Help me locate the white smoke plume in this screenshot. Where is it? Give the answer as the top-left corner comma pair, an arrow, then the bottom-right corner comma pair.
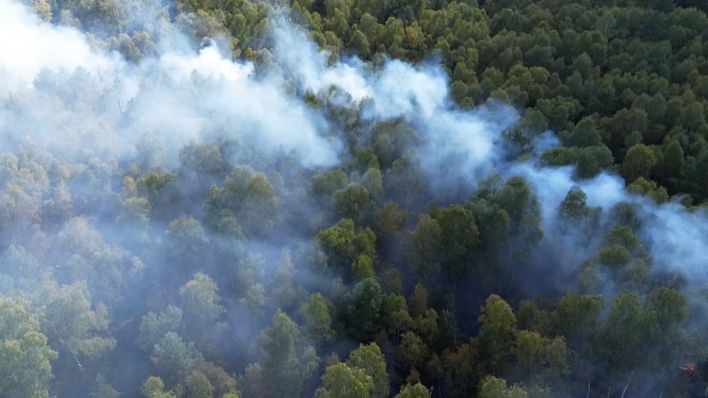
0,0 -> 705,296
0,0 -> 707,396
0,0 -> 340,168
271,15 -> 708,289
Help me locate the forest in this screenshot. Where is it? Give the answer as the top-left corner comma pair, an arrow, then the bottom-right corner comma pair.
0,0 -> 707,397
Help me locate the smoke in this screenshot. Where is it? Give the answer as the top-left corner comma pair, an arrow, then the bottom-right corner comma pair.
1,0 -> 707,395
1,0 -> 703,314
270,14 -> 708,296
0,0 -> 340,168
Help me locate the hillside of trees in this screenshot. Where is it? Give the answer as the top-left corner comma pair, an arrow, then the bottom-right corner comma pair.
1,0 -> 707,397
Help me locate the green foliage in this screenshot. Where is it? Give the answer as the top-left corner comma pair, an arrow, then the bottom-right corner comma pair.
138,306 -> 183,351
315,362 -> 374,398
317,219 -> 376,276
39,282 -> 115,360
431,204 -> 480,280
334,183 -> 372,219
257,311 -> 317,398
346,343 -> 389,398
300,293 -> 335,343
6,1 -> 708,397
179,273 -> 224,327
476,295 -> 517,374
0,297 -> 57,398
394,383 -> 432,398
150,332 -> 203,385
477,376 -> 528,398
204,167 -> 279,238
181,371 -> 214,398
142,376 -> 176,398
622,144 -> 657,182
345,278 -> 385,340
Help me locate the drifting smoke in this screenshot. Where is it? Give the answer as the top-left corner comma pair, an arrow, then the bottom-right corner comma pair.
1,0 -> 707,396
0,0 -> 340,167
270,12 -> 708,290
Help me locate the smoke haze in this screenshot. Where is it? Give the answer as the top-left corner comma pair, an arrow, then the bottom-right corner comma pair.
0,0 -> 707,396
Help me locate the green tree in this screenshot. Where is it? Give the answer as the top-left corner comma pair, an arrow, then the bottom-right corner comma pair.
477,376 -> 528,398
409,214 -> 442,281
258,311 -> 317,398
476,295 -> 517,374
662,140 -> 684,178
516,331 -> 567,385
394,383 -> 432,398
432,205 -> 480,280
346,343 -> 389,398
300,293 -> 335,343
334,183 -> 371,220
40,282 -> 115,361
150,332 -> 202,385
598,292 -> 648,377
138,306 -> 183,351
0,297 -> 57,398
345,278 -> 384,340
315,362 -> 373,398
179,273 -> 224,331
204,166 -> 279,237
181,371 -> 214,398
622,144 -> 657,182
142,376 -> 176,398
399,331 -> 429,369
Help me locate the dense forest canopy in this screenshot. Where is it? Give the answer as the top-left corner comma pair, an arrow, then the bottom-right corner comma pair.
0,0 -> 707,397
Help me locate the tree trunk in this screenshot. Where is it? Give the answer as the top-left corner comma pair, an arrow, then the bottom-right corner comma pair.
620,371 -> 634,398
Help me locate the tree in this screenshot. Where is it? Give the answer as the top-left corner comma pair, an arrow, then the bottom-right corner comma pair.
317,219 -> 376,274
598,292 -> 648,377
567,118 -> 602,147
0,297 -> 57,398
179,273 -> 224,331
346,343 -> 389,398
476,295 -> 517,374
394,383 -> 432,398
315,362 -> 373,398
318,218 -> 357,268
349,29 -> 371,57
494,177 -> 543,250
167,217 -> 210,267
136,172 -> 178,220
516,331 -> 567,385
150,332 -> 203,385
334,183 -> 371,220
300,293 -> 335,343
662,140 -> 684,178
39,282 -> 115,361
399,331 -> 429,369
142,377 -> 176,398
138,306 -> 183,351
181,371 -> 214,398
409,214 -> 442,281
558,187 -> 601,226
432,205 -> 480,280
627,177 -> 668,203
258,311 -> 317,398
204,166 -> 279,237
645,287 -> 687,360
621,144 -> 657,182
345,278 -> 384,340
575,146 -> 614,178
477,376 -> 528,398
554,291 -> 602,345
312,170 -> 348,197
